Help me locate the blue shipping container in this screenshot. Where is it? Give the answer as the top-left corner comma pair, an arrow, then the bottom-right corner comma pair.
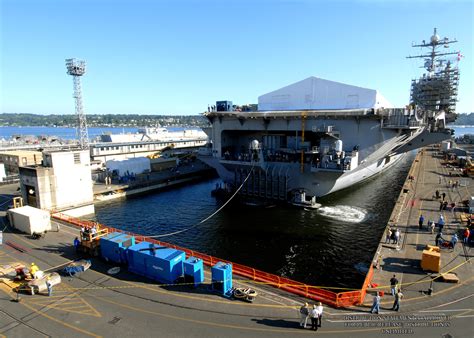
127,241 -> 185,283
211,262 -> 232,295
100,232 -> 135,264
183,257 -> 204,287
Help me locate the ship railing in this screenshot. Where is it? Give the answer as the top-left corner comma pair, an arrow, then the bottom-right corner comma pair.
310,164 -> 348,173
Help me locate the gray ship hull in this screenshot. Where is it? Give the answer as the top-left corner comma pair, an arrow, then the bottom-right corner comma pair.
203,108 -> 451,198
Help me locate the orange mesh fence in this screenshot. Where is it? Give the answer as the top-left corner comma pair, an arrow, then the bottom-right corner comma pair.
359,263 -> 375,305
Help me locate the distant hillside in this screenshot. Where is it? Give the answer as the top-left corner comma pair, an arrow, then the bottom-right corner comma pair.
0,113 -> 210,128
451,113 -> 474,126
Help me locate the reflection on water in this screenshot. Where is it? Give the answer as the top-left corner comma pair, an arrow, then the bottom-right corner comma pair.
93,152 -> 415,289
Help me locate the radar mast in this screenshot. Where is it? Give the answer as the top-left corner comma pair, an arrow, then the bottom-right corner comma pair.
407,28 -> 460,118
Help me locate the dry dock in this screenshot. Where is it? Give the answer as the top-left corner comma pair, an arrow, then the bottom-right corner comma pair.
0,146 -> 473,337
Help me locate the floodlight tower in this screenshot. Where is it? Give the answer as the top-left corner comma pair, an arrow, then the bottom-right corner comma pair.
66,58 -> 89,149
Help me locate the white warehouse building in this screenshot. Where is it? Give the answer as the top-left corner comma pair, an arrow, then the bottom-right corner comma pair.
19,150 -> 94,217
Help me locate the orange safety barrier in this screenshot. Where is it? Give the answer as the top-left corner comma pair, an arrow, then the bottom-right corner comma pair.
52,212 -> 373,308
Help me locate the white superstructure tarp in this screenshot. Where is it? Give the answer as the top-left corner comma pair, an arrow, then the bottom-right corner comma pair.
106,157 -> 151,176
258,77 -> 393,111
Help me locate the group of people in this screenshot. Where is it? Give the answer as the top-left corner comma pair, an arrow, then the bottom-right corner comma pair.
447,179 -> 460,191
418,215 -> 436,233
385,227 -> 401,245
370,274 -> 404,314
418,213 -> 444,234
434,190 -> 446,201
14,263 -> 53,296
435,231 -> 459,248
80,224 -> 98,240
299,302 -> 323,330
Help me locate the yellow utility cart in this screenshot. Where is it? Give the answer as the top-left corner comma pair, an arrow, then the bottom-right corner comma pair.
79,228 -> 108,256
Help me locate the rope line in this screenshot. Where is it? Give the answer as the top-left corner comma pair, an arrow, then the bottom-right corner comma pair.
148,164 -> 255,238
4,256 -> 470,295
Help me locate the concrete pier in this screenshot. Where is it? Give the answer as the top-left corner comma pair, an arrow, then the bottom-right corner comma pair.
92,160 -> 216,202
362,146 -> 473,315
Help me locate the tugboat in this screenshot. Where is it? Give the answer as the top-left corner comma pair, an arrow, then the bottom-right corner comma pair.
288,189 -> 321,209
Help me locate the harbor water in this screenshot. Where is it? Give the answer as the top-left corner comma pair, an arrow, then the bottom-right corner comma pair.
92,152 -> 415,289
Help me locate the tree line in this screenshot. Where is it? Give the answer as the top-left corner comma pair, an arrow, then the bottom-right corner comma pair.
450,113 -> 474,126
0,113 -> 210,128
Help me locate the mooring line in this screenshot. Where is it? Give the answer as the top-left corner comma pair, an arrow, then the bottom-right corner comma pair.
148,163 -> 255,238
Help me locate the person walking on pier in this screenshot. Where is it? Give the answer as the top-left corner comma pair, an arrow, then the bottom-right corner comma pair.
391,289 -> 403,311
442,192 -> 446,201
310,304 -> 319,330
73,237 -> 80,253
435,232 -> 444,246
394,229 -> 400,245
385,228 -> 392,244
438,214 -> 445,233
299,302 -> 309,328
370,292 -> 381,314
46,277 -> 53,297
390,275 -> 399,296
419,214 -> 424,230
316,302 -> 323,328
464,228 -> 471,244
450,233 -> 459,248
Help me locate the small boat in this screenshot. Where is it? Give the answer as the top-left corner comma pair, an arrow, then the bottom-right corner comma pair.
288,189 -> 321,209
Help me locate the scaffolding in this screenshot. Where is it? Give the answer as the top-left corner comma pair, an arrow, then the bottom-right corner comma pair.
407,28 -> 460,116
66,58 -> 89,149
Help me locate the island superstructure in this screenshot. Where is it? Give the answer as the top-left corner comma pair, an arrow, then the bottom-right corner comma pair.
202,29 -> 459,200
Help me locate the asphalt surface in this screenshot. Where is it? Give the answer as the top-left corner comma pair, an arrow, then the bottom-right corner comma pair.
0,146 -> 473,337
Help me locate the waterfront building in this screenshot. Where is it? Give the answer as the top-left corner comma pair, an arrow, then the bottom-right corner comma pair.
0,150 -> 42,175
19,150 -> 94,216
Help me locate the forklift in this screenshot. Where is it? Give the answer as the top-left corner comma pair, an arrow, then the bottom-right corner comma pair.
79,226 -> 109,256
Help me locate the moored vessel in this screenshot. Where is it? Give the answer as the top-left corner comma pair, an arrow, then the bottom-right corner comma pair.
201,29 -> 460,201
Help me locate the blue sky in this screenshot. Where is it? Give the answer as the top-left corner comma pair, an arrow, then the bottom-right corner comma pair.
1,0 -> 473,115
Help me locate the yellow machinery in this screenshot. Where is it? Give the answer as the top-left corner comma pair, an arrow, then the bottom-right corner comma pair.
421,245 -> 441,272
465,158 -> 474,176
79,228 -> 109,256
12,197 -> 23,208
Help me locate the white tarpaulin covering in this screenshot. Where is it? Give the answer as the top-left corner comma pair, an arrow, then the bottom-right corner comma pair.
258,77 -> 393,111
106,157 -> 150,176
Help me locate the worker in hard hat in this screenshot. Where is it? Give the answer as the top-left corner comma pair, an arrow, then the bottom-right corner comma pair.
29,263 -> 39,279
